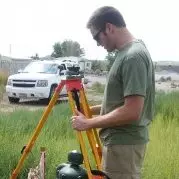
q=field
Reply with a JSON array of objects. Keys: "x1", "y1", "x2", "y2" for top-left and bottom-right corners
[{"x1": 0, "y1": 76, "x2": 179, "y2": 178}]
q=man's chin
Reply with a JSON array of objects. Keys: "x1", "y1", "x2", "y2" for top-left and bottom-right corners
[{"x1": 106, "y1": 48, "x2": 114, "y2": 52}]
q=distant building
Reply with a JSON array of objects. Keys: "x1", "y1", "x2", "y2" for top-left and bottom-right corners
[
  {"x1": 0, "y1": 55, "x2": 32, "y2": 74},
  {"x1": 11, "y1": 58, "x2": 32, "y2": 70}
]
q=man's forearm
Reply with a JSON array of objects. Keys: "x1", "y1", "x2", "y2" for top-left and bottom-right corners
[{"x1": 89, "y1": 105, "x2": 138, "y2": 129}]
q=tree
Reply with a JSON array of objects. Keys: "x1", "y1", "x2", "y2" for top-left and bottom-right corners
[
  {"x1": 51, "y1": 40, "x2": 85, "y2": 57},
  {"x1": 105, "y1": 50, "x2": 118, "y2": 71},
  {"x1": 91, "y1": 60, "x2": 101, "y2": 71},
  {"x1": 91, "y1": 60, "x2": 108, "y2": 72},
  {"x1": 51, "y1": 43, "x2": 63, "y2": 58}
]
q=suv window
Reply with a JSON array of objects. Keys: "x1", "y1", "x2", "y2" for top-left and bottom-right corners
[{"x1": 23, "y1": 62, "x2": 58, "y2": 74}]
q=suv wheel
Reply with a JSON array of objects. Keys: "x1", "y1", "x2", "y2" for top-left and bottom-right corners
[
  {"x1": 42, "y1": 85, "x2": 57, "y2": 105},
  {"x1": 8, "y1": 97, "x2": 20, "y2": 104},
  {"x1": 48, "y1": 85, "x2": 57, "y2": 100}
]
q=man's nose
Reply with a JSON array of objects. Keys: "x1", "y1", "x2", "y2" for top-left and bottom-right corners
[{"x1": 97, "y1": 42, "x2": 100, "y2": 46}]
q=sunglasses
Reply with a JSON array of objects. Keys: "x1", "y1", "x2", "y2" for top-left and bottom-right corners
[
  {"x1": 93, "y1": 29, "x2": 103, "y2": 44},
  {"x1": 93, "y1": 24, "x2": 107, "y2": 45}
]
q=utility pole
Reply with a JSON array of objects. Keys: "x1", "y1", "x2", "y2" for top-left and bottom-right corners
[{"x1": 9, "y1": 44, "x2": 12, "y2": 57}]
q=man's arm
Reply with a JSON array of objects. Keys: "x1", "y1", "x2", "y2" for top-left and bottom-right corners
[
  {"x1": 89, "y1": 95, "x2": 144, "y2": 128},
  {"x1": 72, "y1": 95, "x2": 144, "y2": 131},
  {"x1": 90, "y1": 104, "x2": 102, "y2": 115}
]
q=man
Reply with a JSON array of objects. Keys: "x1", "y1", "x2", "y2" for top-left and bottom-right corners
[{"x1": 71, "y1": 6, "x2": 155, "y2": 179}]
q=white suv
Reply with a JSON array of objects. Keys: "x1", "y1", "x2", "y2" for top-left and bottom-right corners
[{"x1": 6, "y1": 60, "x2": 82, "y2": 104}]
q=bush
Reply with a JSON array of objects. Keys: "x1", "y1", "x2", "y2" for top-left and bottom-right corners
[
  {"x1": 91, "y1": 82, "x2": 105, "y2": 93},
  {"x1": 0, "y1": 71, "x2": 8, "y2": 101},
  {"x1": 0, "y1": 85, "x2": 5, "y2": 100},
  {"x1": 159, "y1": 76, "x2": 166, "y2": 82},
  {"x1": 94, "y1": 69, "x2": 101, "y2": 76},
  {"x1": 0, "y1": 71, "x2": 8, "y2": 85},
  {"x1": 84, "y1": 69, "x2": 94, "y2": 75},
  {"x1": 166, "y1": 76, "x2": 172, "y2": 81}
]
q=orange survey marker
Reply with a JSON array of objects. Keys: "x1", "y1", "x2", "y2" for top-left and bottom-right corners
[{"x1": 10, "y1": 75, "x2": 104, "y2": 179}]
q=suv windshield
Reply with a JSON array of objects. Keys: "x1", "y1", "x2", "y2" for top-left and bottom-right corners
[{"x1": 23, "y1": 62, "x2": 58, "y2": 74}]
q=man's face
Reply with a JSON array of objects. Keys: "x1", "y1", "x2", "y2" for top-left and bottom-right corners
[{"x1": 90, "y1": 24, "x2": 116, "y2": 52}]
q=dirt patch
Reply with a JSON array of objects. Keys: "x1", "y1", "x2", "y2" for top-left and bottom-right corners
[
  {"x1": 155, "y1": 81, "x2": 179, "y2": 92},
  {"x1": 0, "y1": 91, "x2": 103, "y2": 113},
  {"x1": 0, "y1": 93, "x2": 44, "y2": 113},
  {"x1": 0, "y1": 93, "x2": 69, "y2": 113},
  {"x1": 0, "y1": 90, "x2": 101, "y2": 113}
]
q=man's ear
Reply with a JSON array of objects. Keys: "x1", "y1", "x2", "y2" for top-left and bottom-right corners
[{"x1": 105, "y1": 23, "x2": 113, "y2": 34}]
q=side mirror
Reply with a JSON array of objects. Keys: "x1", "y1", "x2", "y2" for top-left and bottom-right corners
[
  {"x1": 58, "y1": 65, "x2": 64, "y2": 71},
  {"x1": 67, "y1": 66, "x2": 80, "y2": 73},
  {"x1": 59, "y1": 70, "x2": 66, "y2": 76},
  {"x1": 18, "y1": 69, "x2": 23, "y2": 73},
  {"x1": 60, "y1": 72, "x2": 65, "y2": 76}
]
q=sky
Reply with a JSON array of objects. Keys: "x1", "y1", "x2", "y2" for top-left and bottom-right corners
[{"x1": 0, "y1": 0, "x2": 179, "y2": 61}]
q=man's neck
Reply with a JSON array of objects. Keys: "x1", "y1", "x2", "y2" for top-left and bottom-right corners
[{"x1": 115, "y1": 28, "x2": 136, "y2": 50}]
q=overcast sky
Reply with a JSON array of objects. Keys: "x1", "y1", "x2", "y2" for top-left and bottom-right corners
[{"x1": 0, "y1": 0, "x2": 178, "y2": 61}]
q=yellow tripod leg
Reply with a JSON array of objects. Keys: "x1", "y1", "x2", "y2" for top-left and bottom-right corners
[
  {"x1": 10, "y1": 82, "x2": 65, "y2": 179},
  {"x1": 80, "y1": 88, "x2": 102, "y2": 153},
  {"x1": 79, "y1": 90, "x2": 102, "y2": 170},
  {"x1": 68, "y1": 91, "x2": 93, "y2": 179}
]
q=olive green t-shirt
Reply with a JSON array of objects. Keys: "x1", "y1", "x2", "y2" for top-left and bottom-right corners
[{"x1": 99, "y1": 39, "x2": 155, "y2": 145}]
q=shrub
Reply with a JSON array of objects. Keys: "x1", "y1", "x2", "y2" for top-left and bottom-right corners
[
  {"x1": 166, "y1": 76, "x2": 172, "y2": 81},
  {"x1": 0, "y1": 71, "x2": 8, "y2": 101},
  {"x1": 159, "y1": 76, "x2": 166, "y2": 82},
  {"x1": 94, "y1": 69, "x2": 101, "y2": 76},
  {"x1": 91, "y1": 82, "x2": 105, "y2": 93},
  {"x1": 0, "y1": 71, "x2": 8, "y2": 85}
]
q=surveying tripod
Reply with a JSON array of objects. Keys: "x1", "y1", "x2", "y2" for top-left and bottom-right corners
[{"x1": 10, "y1": 75, "x2": 109, "y2": 179}]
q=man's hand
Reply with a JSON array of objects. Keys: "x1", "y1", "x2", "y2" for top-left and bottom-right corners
[{"x1": 71, "y1": 110, "x2": 92, "y2": 131}]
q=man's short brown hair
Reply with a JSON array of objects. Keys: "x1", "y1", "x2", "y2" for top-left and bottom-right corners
[{"x1": 86, "y1": 6, "x2": 126, "y2": 32}]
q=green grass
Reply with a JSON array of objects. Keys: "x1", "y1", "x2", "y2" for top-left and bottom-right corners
[
  {"x1": 142, "y1": 90, "x2": 179, "y2": 179},
  {"x1": 0, "y1": 91, "x2": 179, "y2": 178},
  {"x1": 0, "y1": 71, "x2": 8, "y2": 101},
  {"x1": 0, "y1": 71, "x2": 8, "y2": 86},
  {"x1": 142, "y1": 114, "x2": 179, "y2": 179},
  {"x1": 0, "y1": 103, "x2": 80, "y2": 178},
  {"x1": 154, "y1": 90, "x2": 179, "y2": 122},
  {"x1": 0, "y1": 85, "x2": 5, "y2": 101}
]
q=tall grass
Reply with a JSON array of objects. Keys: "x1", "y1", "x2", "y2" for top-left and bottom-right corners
[
  {"x1": 0, "y1": 103, "x2": 79, "y2": 178},
  {"x1": 0, "y1": 92, "x2": 179, "y2": 178},
  {"x1": 154, "y1": 90, "x2": 179, "y2": 122},
  {"x1": 142, "y1": 114, "x2": 179, "y2": 179},
  {"x1": 0, "y1": 71, "x2": 8, "y2": 86},
  {"x1": 142, "y1": 90, "x2": 179, "y2": 179},
  {"x1": 0, "y1": 71, "x2": 8, "y2": 101},
  {"x1": 0, "y1": 85, "x2": 5, "y2": 100}
]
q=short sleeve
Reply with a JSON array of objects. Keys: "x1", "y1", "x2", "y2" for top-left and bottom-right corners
[{"x1": 122, "y1": 56, "x2": 148, "y2": 97}]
